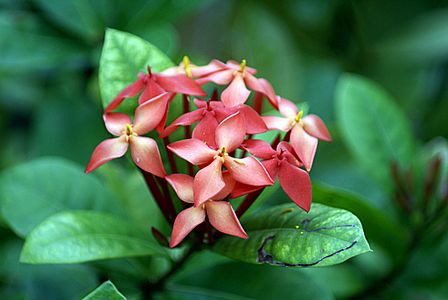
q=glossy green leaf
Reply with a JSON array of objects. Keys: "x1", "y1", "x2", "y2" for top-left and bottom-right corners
[
  {"x1": 0, "y1": 157, "x2": 120, "y2": 237},
  {"x1": 335, "y1": 73, "x2": 415, "y2": 188},
  {"x1": 160, "y1": 262, "x2": 333, "y2": 300},
  {"x1": 313, "y1": 183, "x2": 408, "y2": 259},
  {"x1": 213, "y1": 203, "x2": 370, "y2": 267},
  {"x1": 20, "y1": 211, "x2": 165, "y2": 264},
  {"x1": 82, "y1": 281, "x2": 126, "y2": 300},
  {"x1": 99, "y1": 28, "x2": 174, "y2": 109}
]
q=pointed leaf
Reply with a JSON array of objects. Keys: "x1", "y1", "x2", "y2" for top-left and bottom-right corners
[
  {"x1": 213, "y1": 203, "x2": 370, "y2": 267},
  {"x1": 82, "y1": 281, "x2": 126, "y2": 300},
  {"x1": 20, "y1": 211, "x2": 165, "y2": 264}
]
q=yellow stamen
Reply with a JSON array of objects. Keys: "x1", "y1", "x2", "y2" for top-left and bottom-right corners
[
  {"x1": 183, "y1": 55, "x2": 192, "y2": 78},
  {"x1": 233, "y1": 158, "x2": 246, "y2": 165},
  {"x1": 123, "y1": 124, "x2": 137, "y2": 142},
  {"x1": 239, "y1": 59, "x2": 247, "y2": 73},
  {"x1": 294, "y1": 110, "x2": 304, "y2": 123},
  {"x1": 214, "y1": 146, "x2": 228, "y2": 163}
]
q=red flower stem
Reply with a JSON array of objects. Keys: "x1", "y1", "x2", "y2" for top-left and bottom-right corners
[
  {"x1": 139, "y1": 169, "x2": 175, "y2": 224},
  {"x1": 156, "y1": 176, "x2": 176, "y2": 216},
  {"x1": 236, "y1": 188, "x2": 265, "y2": 217},
  {"x1": 183, "y1": 94, "x2": 194, "y2": 176},
  {"x1": 283, "y1": 131, "x2": 291, "y2": 142},
  {"x1": 163, "y1": 137, "x2": 178, "y2": 174},
  {"x1": 253, "y1": 92, "x2": 264, "y2": 114},
  {"x1": 271, "y1": 133, "x2": 281, "y2": 148}
]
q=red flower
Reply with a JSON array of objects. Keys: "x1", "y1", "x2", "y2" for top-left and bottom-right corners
[
  {"x1": 168, "y1": 112, "x2": 273, "y2": 206},
  {"x1": 195, "y1": 59, "x2": 276, "y2": 107},
  {"x1": 166, "y1": 172, "x2": 247, "y2": 248},
  {"x1": 235, "y1": 140, "x2": 312, "y2": 211},
  {"x1": 263, "y1": 98, "x2": 331, "y2": 171},
  {"x1": 85, "y1": 93, "x2": 170, "y2": 177},
  {"x1": 104, "y1": 66, "x2": 206, "y2": 113}
]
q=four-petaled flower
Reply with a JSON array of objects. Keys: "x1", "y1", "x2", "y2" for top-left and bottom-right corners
[
  {"x1": 166, "y1": 172, "x2": 247, "y2": 248},
  {"x1": 105, "y1": 65, "x2": 206, "y2": 113},
  {"x1": 235, "y1": 140, "x2": 312, "y2": 211},
  {"x1": 85, "y1": 93, "x2": 170, "y2": 177},
  {"x1": 263, "y1": 98, "x2": 332, "y2": 171},
  {"x1": 196, "y1": 59, "x2": 276, "y2": 107},
  {"x1": 168, "y1": 112, "x2": 273, "y2": 206}
]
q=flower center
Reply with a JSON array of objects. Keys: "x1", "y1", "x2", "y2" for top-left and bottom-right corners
[
  {"x1": 214, "y1": 146, "x2": 228, "y2": 163},
  {"x1": 291, "y1": 110, "x2": 304, "y2": 126},
  {"x1": 183, "y1": 55, "x2": 192, "y2": 78},
  {"x1": 123, "y1": 124, "x2": 137, "y2": 142}
]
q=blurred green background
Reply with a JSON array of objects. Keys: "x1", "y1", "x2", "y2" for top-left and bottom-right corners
[{"x1": 1, "y1": 0, "x2": 447, "y2": 299}]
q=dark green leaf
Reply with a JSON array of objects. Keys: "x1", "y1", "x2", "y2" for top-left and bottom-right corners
[
  {"x1": 20, "y1": 211, "x2": 165, "y2": 264},
  {"x1": 0, "y1": 157, "x2": 119, "y2": 237},
  {"x1": 162, "y1": 262, "x2": 334, "y2": 300},
  {"x1": 335, "y1": 73, "x2": 415, "y2": 188},
  {"x1": 82, "y1": 281, "x2": 126, "y2": 300},
  {"x1": 213, "y1": 203, "x2": 370, "y2": 267},
  {"x1": 99, "y1": 28, "x2": 174, "y2": 109}
]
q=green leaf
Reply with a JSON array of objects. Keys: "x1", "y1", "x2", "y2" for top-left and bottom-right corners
[
  {"x1": 213, "y1": 203, "x2": 370, "y2": 267},
  {"x1": 313, "y1": 183, "x2": 408, "y2": 259},
  {"x1": 335, "y1": 73, "x2": 415, "y2": 188},
  {"x1": 99, "y1": 28, "x2": 174, "y2": 109},
  {"x1": 20, "y1": 211, "x2": 165, "y2": 264},
  {"x1": 0, "y1": 157, "x2": 120, "y2": 237},
  {"x1": 82, "y1": 281, "x2": 126, "y2": 300},
  {"x1": 161, "y1": 262, "x2": 333, "y2": 300}
]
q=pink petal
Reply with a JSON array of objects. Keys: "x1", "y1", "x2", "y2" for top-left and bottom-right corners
[
  {"x1": 155, "y1": 74, "x2": 207, "y2": 97},
  {"x1": 239, "y1": 105, "x2": 268, "y2": 134},
  {"x1": 262, "y1": 158, "x2": 280, "y2": 179},
  {"x1": 241, "y1": 139, "x2": 276, "y2": 159},
  {"x1": 85, "y1": 137, "x2": 129, "y2": 173},
  {"x1": 277, "y1": 142, "x2": 302, "y2": 168},
  {"x1": 168, "y1": 138, "x2": 216, "y2": 165},
  {"x1": 105, "y1": 76, "x2": 145, "y2": 113},
  {"x1": 221, "y1": 74, "x2": 251, "y2": 107},
  {"x1": 196, "y1": 69, "x2": 234, "y2": 85},
  {"x1": 160, "y1": 109, "x2": 204, "y2": 138},
  {"x1": 302, "y1": 114, "x2": 332, "y2": 142},
  {"x1": 278, "y1": 161, "x2": 312, "y2": 212},
  {"x1": 193, "y1": 158, "x2": 225, "y2": 206},
  {"x1": 166, "y1": 174, "x2": 194, "y2": 203},
  {"x1": 215, "y1": 112, "x2": 245, "y2": 152},
  {"x1": 290, "y1": 125, "x2": 318, "y2": 172},
  {"x1": 130, "y1": 136, "x2": 166, "y2": 178},
  {"x1": 244, "y1": 73, "x2": 265, "y2": 93},
  {"x1": 170, "y1": 206, "x2": 206, "y2": 247},
  {"x1": 191, "y1": 59, "x2": 227, "y2": 77},
  {"x1": 138, "y1": 79, "x2": 166, "y2": 104},
  {"x1": 193, "y1": 98, "x2": 207, "y2": 108},
  {"x1": 103, "y1": 113, "x2": 131, "y2": 136},
  {"x1": 192, "y1": 112, "x2": 219, "y2": 148},
  {"x1": 258, "y1": 78, "x2": 277, "y2": 108},
  {"x1": 133, "y1": 92, "x2": 171, "y2": 134},
  {"x1": 211, "y1": 171, "x2": 236, "y2": 200},
  {"x1": 231, "y1": 182, "x2": 263, "y2": 198},
  {"x1": 278, "y1": 98, "x2": 299, "y2": 118},
  {"x1": 224, "y1": 156, "x2": 273, "y2": 186},
  {"x1": 262, "y1": 116, "x2": 293, "y2": 131},
  {"x1": 205, "y1": 201, "x2": 247, "y2": 239}
]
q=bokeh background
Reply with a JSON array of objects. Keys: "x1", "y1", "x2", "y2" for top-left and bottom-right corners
[{"x1": 1, "y1": 0, "x2": 447, "y2": 299}]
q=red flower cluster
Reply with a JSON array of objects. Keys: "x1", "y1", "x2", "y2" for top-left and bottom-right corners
[{"x1": 86, "y1": 57, "x2": 331, "y2": 248}]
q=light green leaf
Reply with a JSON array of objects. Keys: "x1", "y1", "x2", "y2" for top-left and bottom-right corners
[
  {"x1": 0, "y1": 157, "x2": 120, "y2": 237},
  {"x1": 82, "y1": 281, "x2": 126, "y2": 300},
  {"x1": 20, "y1": 211, "x2": 165, "y2": 264},
  {"x1": 99, "y1": 28, "x2": 174, "y2": 109},
  {"x1": 313, "y1": 183, "x2": 408, "y2": 260},
  {"x1": 335, "y1": 73, "x2": 415, "y2": 188},
  {"x1": 213, "y1": 203, "x2": 370, "y2": 267}
]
